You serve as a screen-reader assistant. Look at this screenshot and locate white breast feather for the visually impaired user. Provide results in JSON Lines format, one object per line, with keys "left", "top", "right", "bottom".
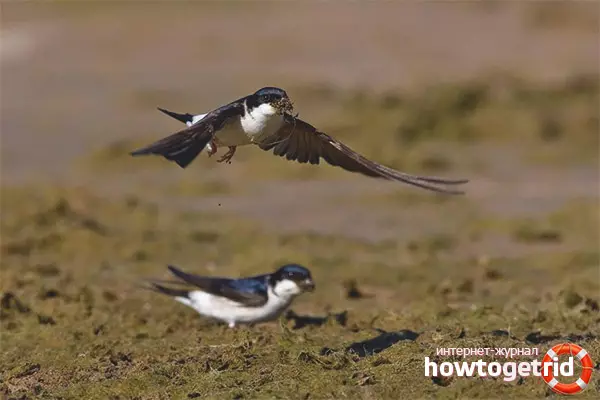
{"left": 240, "top": 102, "right": 284, "bottom": 143}
{"left": 213, "top": 118, "right": 253, "bottom": 147}
{"left": 212, "top": 102, "right": 284, "bottom": 147}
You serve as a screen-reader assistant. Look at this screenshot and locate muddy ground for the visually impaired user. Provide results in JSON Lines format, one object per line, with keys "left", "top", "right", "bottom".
{"left": 1, "top": 2, "right": 599, "bottom": 399}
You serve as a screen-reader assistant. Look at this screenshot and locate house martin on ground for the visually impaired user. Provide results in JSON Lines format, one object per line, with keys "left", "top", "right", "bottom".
{"left": 146, "top": 264, "right": 315, "bottom": 328}
{"left": 131, "top": 87, "right": 468, "bottom": 194}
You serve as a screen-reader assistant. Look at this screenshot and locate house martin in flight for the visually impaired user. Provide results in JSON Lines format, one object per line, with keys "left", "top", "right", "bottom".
{"left": 131, "top": 87, "right": 468, "bottom": 194}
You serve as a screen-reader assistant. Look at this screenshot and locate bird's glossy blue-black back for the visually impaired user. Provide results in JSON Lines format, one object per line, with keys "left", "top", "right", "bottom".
{"left": 227, "top": 275, "right": 269, "bottom": 296}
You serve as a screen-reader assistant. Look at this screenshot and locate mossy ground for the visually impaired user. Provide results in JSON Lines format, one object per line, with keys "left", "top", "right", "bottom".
{"left": 1, "top": 73, "right": 599, "bottom": 399}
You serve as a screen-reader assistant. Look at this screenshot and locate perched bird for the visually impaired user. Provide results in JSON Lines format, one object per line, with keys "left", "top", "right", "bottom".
{"left": 146, "top": 264, "right": 315, "bottom": 328}
{"left": 130, "top": 87, "right": 468, "bottom": 194}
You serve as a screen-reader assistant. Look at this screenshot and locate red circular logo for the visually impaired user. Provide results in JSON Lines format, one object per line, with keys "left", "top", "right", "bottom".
{"left": 542, "top": 343, "right": 593, "bottom": 395}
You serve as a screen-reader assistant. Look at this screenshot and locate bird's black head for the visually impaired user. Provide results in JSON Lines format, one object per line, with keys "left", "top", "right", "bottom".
{"left": 271, "top": 263, "right": 315, "bottom": 292}
{"left": 248, "top": 87, "right": 294, "bottom": 114}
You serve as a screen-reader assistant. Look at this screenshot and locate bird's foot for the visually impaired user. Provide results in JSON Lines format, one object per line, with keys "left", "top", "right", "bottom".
{"left": 217, "top": 146, "right": 236, "bottom": 164}
{"left": 207, "top": 141, "right": 218, "bottom": 157}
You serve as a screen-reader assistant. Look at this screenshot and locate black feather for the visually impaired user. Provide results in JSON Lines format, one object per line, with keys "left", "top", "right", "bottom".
{"left": 130, "top": 127, "right": 213, "bottom": 168}
{"left": 147, "top": 282, "right": 190, "bottom": 298}
{"left": 259, "top": 114, "right": 469, "bottom": 195}
{"left": 132, "top": 100, "right": 245, "bottom": 168}
{"left": 157, "top": 107, "right": 194, "bottom": 124}
{"left": 166, "top": 265, "right": 269, "bottom": 307}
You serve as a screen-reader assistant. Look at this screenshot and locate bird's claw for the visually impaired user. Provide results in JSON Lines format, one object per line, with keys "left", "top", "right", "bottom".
{"left": 217, "top": 146, "right": 236, "bottom": 164}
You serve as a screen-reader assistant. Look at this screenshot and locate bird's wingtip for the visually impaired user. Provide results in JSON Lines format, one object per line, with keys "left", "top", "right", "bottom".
{"left": 130, "top": 148, "right": 147, "bottom": 156}
{"left": 146, "top": 280, "right": 190, "bottom": 298}
{"left": 156, "top": 107, "right": 192, "bottom": 124}
{"left": 167, "top": 264, "right": 182, "bottom": 274}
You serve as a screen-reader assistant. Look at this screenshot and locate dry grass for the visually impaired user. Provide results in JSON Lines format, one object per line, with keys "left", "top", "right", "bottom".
{"left": 1, "top": 178, "right": 598, "bottom": 398}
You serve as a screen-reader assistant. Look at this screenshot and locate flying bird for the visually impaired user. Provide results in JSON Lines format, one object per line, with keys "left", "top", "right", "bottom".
{"left": 131, "top": 87, "right": 468, "bottom": 194}
{"left": 146, "top": 264, "right": 315, "bottom": 328}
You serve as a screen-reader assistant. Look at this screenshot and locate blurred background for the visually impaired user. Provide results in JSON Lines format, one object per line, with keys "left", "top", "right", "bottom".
{"left": 1, "top": 2, "right": 599, "bottom": 398}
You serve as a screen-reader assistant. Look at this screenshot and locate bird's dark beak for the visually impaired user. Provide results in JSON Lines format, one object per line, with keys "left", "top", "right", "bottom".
{"left": 301, "top": 279, "right": 315, "bottom": 292}
{"left": 274, "top": 97, "right": 294, "bottom": 115}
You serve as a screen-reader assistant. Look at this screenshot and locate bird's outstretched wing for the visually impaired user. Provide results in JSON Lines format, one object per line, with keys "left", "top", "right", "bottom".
{"left": 258, "top": 114, "right": 469, "bottom": 194}
{"left": 165, "top": 265, "right": 269, "bottom": 307}
{"left": 130, "top": 102, "right": 244, "bottom": 168}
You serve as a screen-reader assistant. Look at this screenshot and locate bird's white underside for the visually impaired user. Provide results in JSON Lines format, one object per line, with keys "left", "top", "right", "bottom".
{"left": 173, "top": 278, "right": 302, "bottom": 328}
{"left": 186, "top": 114, "right": 207, "bottom": 127}
{"left": 187, "top": 102, "right": 284, "bottom": 151}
